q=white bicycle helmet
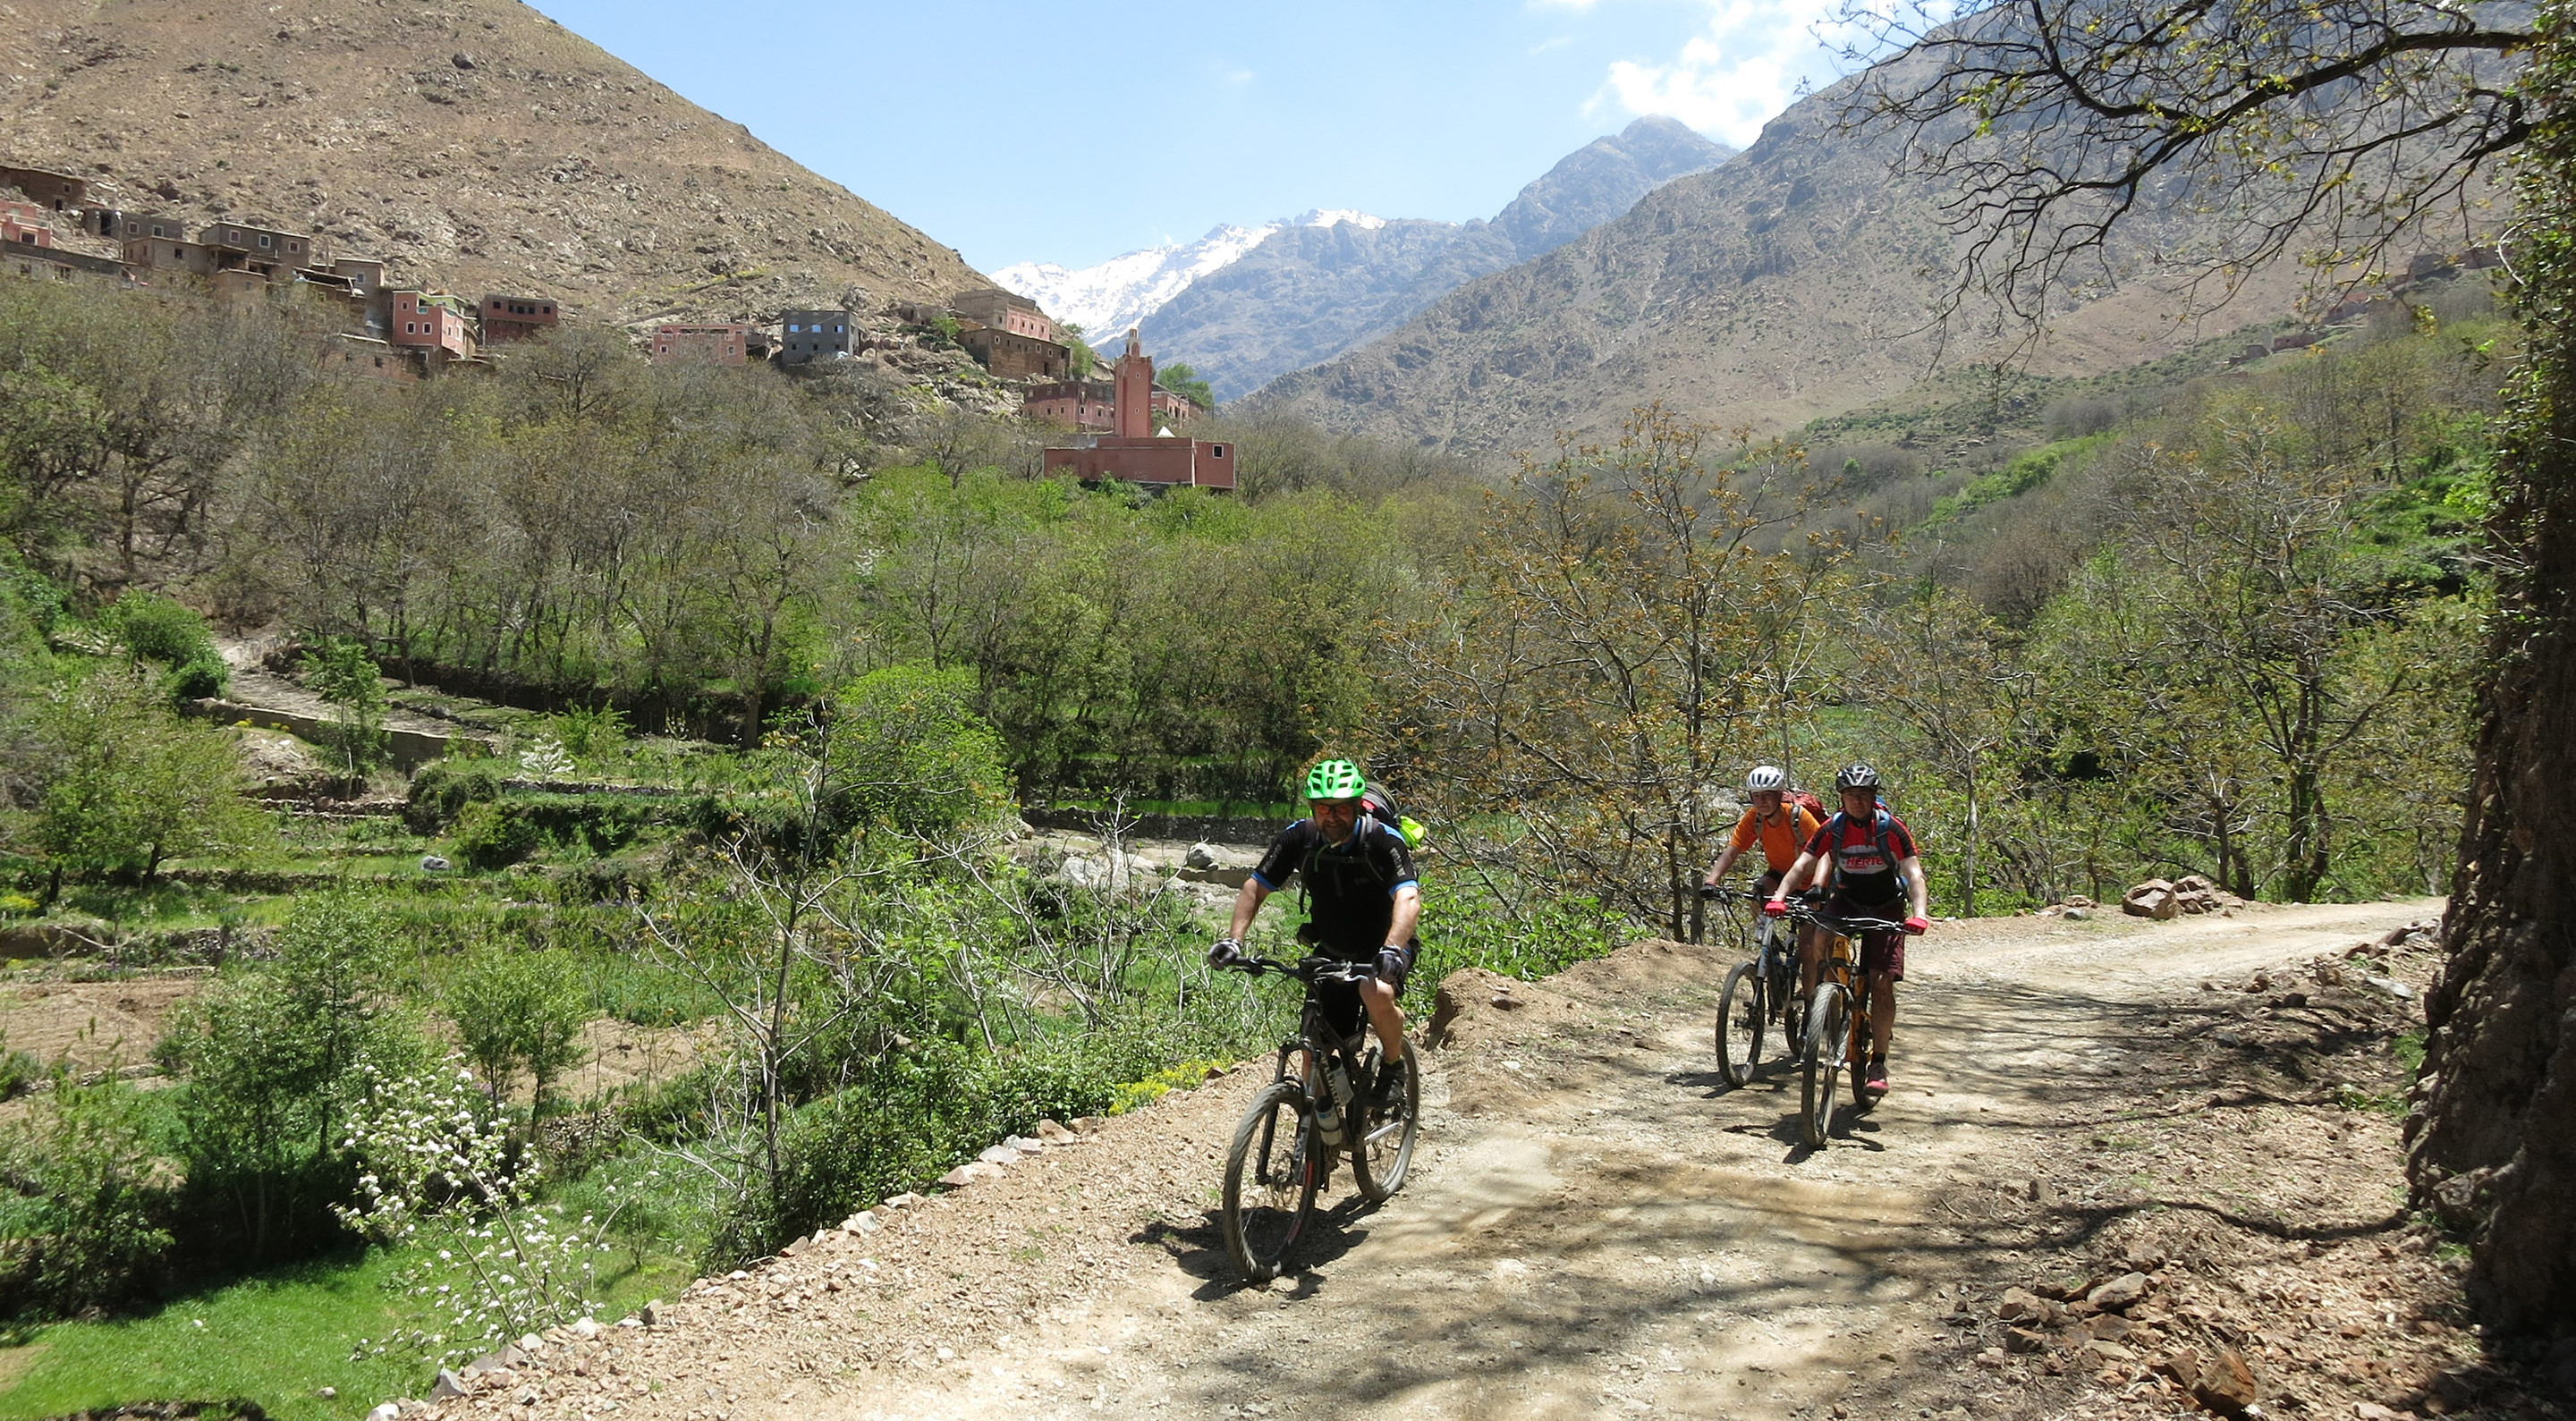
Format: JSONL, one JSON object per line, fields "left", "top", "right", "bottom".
{"left": 1744, "top": 765, "right": 1789, "bottom": 793}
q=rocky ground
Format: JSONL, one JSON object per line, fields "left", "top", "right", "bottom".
{"left": 402, "top": 897, "right": 2571, "bottom": 1421}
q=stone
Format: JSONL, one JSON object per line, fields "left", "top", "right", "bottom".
{"left": 938, "top": 1164, "right": 981, "bottom": 1188}
{"left": 420, "top": 854, "right": 452, "bottom": 872}
{"left": 2362, "top": 976, "right": 2416, "bottom": 1001}
{"left": 369, "top": 1408, "right": 401, "bottom": 1421}
{"left": 2123, "top": 880, "right": 2181, "bottom": 919}
{"left": 2088, "top": 1314, "right": 2133, "bottom": 1340}
{"left": 978, "top": 1145, "right": 1019, "bottom": 1166}
{"left": 2085, "top": 1339, "right": 2138, "bottom": 1363}
{"left": 2063, "top": 907, "right": 2091, "bottom": 920}
{"left": 2193, "top": 1348, "right": 2260, "bottom": 1417}
{"left": 640, "top": 1299, "right": 660, "bottom": 1326}
{"left": 1268, "top": 1273, "right": 1298, "bottom": 1292}
{"left": 462, "top": 1344, "right": 524, "bottom": 1378}
{"left": 317, "top": 1388, "right": 336, "bottom": 1400}
{"left": 2087, "top": 1271, "right": 2153, "bottom": 1312}
{"left": 1037, "top": 1119, "right": 1079, "bottom": 1143}
{"left": 2004, "top": 1327, "right": 2050, "bottom": 1354}
{"left": 883, "top": 1191, "right": 921, "bottom": 1210}
{"left": 430, "top": 1370, "right": 470, "bottom": 1400}
{"left": 1995, "top": 1289, "right": 2054, "bottom": 1323}
{"left": 1186, "top": 842, "right": 1220, "bottom": 870}
{"left": 570, "top": 1316, "right": 603, "bottom": 1338}
{"left": 2157, "top": 1349, "right": 2204, "bottom": 1391}
{"left": 854, "top": 1211, "right": 882, "bottom": 1234}
{"left": 2354, "top": 1405, "right": 2401, "bottom": 1420}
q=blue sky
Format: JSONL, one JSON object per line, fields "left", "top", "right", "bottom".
{"left": 521, "top": 1, "right": 1849, "bottom": 273}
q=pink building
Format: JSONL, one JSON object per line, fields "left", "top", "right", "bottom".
{"left": 2, "top": 199, "right": 55, "bottom": 249}
{"left": 389, "top": 291, "right": 474, "bottom": 359}
{"left": 482, "top": 293, "right": 560, "bottom": 344}
{"left": 951, "top": 287, "right": 1057, "bottom": 343}
{"left": 1039, "top": 330, "right": 1237, "bottom": 491}
{"left": 651, "top": 323, "right": 751, "bottom": 365}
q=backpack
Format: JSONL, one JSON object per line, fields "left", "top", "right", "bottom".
{"left": 1788, "top": 788, "right": 1828, "bottom": 825}
{"left": 1359, "top": 783, "right": 1428, "bottom": 850}
{"left": 1824, "top": 806, "right": 1901, "bottom": 890}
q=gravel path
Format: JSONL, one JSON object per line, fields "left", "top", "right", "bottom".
{"left": 423, "top": 898, "right": 2468, "bottom": 1421}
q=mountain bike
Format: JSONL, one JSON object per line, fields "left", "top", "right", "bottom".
{"left": 1212, "top": 954, "right": 1420, "bottom": 1282}
{"left": 1784, "top": 901, "right": 1911, "bottom": 1147}
{"left": 1707, "top": 885, "right": 1802, "bottom": 1087}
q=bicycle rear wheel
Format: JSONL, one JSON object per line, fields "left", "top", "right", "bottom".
{"left": 1715, "top": 960, "right": 1764, "bottom": 1087}
{"left": 1800, "top": 984, "right": 1847, "bottom": 1148}
{"left": 1849, "top": 990, "right": 1878, "bottom": 1112}
{"left": 1352, "top": 1046, "right": 1419, "bottom": 1201}
{"left": 1223, "top": 1081, "right": 1321, "bottom": 1282}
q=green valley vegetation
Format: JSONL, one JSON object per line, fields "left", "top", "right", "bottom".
{"left": 0, "top": 265, "right": 2504, "bottom": 1411}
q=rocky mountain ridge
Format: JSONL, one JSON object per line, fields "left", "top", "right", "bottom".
{"left": 0, "top": 0, "right": 987, "bottom": 329}
{"left": 995, "top": 209, "right": 1385, "bottom": 347}
{"left": 1247, "top": 56, "right": 2343, "bottom": 453}
{"left": 1148, "top": 115, "right": 1734, "bottom": 401}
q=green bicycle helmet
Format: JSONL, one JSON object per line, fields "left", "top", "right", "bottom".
{"left": 1305, "top": 757, "right": 1367, "bottom": 801}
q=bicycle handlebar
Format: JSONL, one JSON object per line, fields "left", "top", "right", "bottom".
{"left": 1782, "top": 902, "right": 1912, "bottom": 935}
{"left": 1224, "top": 954, "right": 1378, "bottom": 985}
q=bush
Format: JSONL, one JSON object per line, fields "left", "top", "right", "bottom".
{"left": 451, "top": 796, "right": 653, "bottom": 870}
{"left": 0, "top": 1073, "right": 179, "bottom": 1319}
{"left": 763, "top": 1030, "right": 1143, "bottom": 1252}
{"left": 406, "top": 756, "right": 507, "bottom": 833}
{"left": 105, "top": 591, "right": 217, "bottom": 668}
{"left": 164, "top": 649, "right": 228, "bottom": 700}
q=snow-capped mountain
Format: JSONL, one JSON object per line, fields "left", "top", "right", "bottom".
{"left": 995, "top": 209, "right": 1385, "bottom": 343}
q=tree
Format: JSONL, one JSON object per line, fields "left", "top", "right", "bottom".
{"left": 301, "top": 636, "right": 386, "bottom": 788}
{"left": 1157, "top": 362, "right": 1214, "bottom": 413}
{"left": 16, "top": 670, "right": 258, "bottom": 896}
{"left": 445, "top": 944, "right": 589, "bottom": 1115}
{"left": 1844, "top": 0, "right": 2570, "bottom": 1332}
{"left": 1843, "top": 0, "right": 2530, "bottom": 343}
{"left": 1857, "top": 587, "right": 2032, "bottom": 914}
{"left": 1394, "top": 405, "right": 1844, "bottom": 942}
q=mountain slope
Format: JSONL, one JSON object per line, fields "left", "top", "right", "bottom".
{"left": 994, "top": 210, "right": 1384, "bottom": 346}
{"left": 1147, "top": 116, "right": 1736, "bottom": 400}
{"left": 1248, "top": 63, "right": 2331, "bottom": 453}
{"left": 0, "top": 0, "right": 984, "bottom": 325}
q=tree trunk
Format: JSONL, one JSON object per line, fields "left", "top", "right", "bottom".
{"left": 2407, "top": 25, "right": 2576, "bottom": 1340}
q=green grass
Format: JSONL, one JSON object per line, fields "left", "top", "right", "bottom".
{"left": 0, "top": 1243, "right": 690, "bottom": 1421}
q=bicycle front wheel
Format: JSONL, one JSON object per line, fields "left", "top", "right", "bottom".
{"left": 1223, "top": 1081, "right": 1321, "bottom": 1282}
{"left": 1352, "top": 1047, "right": 1420, "bottom": 1202}
{"left": 1801, "top": 984, "right": 1847, "bottom": 1149}
{"left": 1716, "top": 960, "right": 1764, "bottom": 1087}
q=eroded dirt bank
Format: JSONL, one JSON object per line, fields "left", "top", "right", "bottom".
{"left": 423, "top": 899, "right": 2570, "bottom": 1421}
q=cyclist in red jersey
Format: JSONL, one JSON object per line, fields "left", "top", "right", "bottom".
{"left": 1765, "top": 763, "right": 1929, "bottom": 1096}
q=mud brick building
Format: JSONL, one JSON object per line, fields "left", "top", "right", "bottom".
{"left": 779, "top": 309, "right": 859, "bottom": 364}
{"left": 0, "top": 164, "right": 87, "bottom": 211}
{"left": 1040, "top": 331, "right": 1236, "bottom": 490}
{"left": 1025, "top": 377, "right": 1198, "bottom": 432}
{"left": 951, "top": 286, "right": 1057, "bottom": 343}
{"left": 959, "top": 325, "right": 1070, "bottom": 380}
{"left": 391, "top": 291, "right": 476, "bottom": 361}
{"left": 481, "top": 294, "right": 560, "bottom": 344}
{"left": 651, "top": 323, "right": 754, "bottom": 365}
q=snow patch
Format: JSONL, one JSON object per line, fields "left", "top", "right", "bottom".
{"left": 996, "top": 208, "right": 1387, "bottom": 344}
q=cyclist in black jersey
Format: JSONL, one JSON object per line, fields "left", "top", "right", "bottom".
{"left": 1207, "top": 758, "right": 1419, "bottom": 1106}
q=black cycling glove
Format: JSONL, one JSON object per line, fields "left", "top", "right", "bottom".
{"left": 1206, "top": 938, "right": 1247, "bottom": 968}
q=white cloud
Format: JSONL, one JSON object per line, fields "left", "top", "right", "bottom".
{"left": 1593, "top": 0, "right": 1848, "bottom": 148}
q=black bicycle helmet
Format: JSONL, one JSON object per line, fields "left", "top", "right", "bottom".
{"left": 1835, "top": 762, "right": 1881, "bottom": 792}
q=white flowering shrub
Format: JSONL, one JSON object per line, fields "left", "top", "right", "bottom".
{"left": 518, "top": 735, "right": 577, "bottom": 780}
{"left": 335, "top": 1054, "right": 637, "bottom": 1366}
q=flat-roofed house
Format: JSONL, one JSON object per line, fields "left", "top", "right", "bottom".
{"left": 480, "top": 294, "right": 560, "bottom": 344}
{"left": 779, "top": 309, "right": 859, "bottom": 364}
{"left": 0, "top": 165, "right": 87, "bottom": 211}
{"left": 651, "top": 323, "right": 752, "bottom": 365}
{"left": 389, "top": 290, "right": 475, "bottom": 360}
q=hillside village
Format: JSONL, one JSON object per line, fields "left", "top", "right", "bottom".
{"left": 5, "top": 157, "right": 1230, "bottom": 485}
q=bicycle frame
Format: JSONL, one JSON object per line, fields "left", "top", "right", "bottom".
{"left": 1788, "top": 904, "right": 1910, "bottom": 1068}
{"left": 1243, "top": 957, "right": 1382, "bottom": 1167}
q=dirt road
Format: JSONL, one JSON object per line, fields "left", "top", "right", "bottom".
{"left": 431, "top": 899, "right": 2493, "bottom": 1421}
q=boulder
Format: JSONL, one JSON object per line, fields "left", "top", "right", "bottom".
{"left": 2123, "top": 881, "right": 2181, "bottom": 919}
{"left": 2192, "top": 1348, "right": 2259, "bottom": 1417}
{"left": 1037, "top": 1118, "right": 1079, "bottom": 1143}
{"left": 1185, "top": 842, "right": 1220, "bottom": 870}
{"left": 430, "top": 1370, "right": 470, "bottom": 1400}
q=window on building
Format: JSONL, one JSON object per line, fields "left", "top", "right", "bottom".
{"left": 1212, "top": 446, "right": 1226, "bottom": 458}
{"left": 258, "top": 234, "right": 274, "bottom": 248}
